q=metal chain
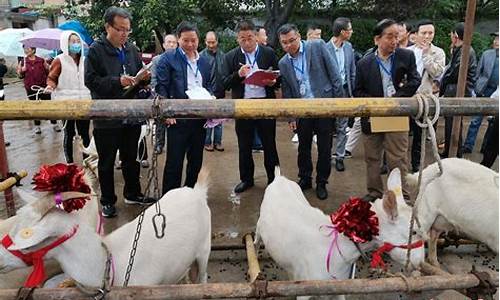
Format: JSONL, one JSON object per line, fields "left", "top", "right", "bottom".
{"left": 123, "top": 96, "right": 166, "bottom": 286}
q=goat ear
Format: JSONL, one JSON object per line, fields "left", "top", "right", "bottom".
{"left": 382, "top": 190, "right": 398, "bottom": 221}
{"left": 8, "top": 224, "right": 53, "bottom": 251}
{"left": 387, "top": 168, "right": 405, "bottom": 203}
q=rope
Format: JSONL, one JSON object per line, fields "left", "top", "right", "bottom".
{"left": 404, "top": 92, "right": 443, "bottom": 272}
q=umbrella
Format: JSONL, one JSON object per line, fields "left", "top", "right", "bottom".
{"left": 0, "top": 28, "right": 33, "bottom": 57}
{"left": 58, "top": 20, "right": 94, "bottom": 46}
{"left": 20, "top": 28, "right": 63, "bottom": 50}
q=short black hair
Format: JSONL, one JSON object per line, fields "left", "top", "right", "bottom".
{"left": 453, "top": 22, "right": 465, "bottom": 40}
{"left": 277, "top": 23, "right": 298, "bottom": 36}
{"left": 235, "top": 20, "right": 256, "bottom": 33}
{"left": 332, "top": 17, "right": 351, "bottom": 37}
{"left": 176, "top": 21, "right": 199, "bottom": 38}
{"left": 307, "top": 23, "right": 321, "bottom": 31}
{"left": 104, "top": 6, "right": 132, "bottom": 25}
{"left": 415, "top": 19, "right": 434, "bottom": 33}
{"left": 373, "top": 19, "right": 397, "bottom": 37}
{"left": 398, "top": 21, "right": 412, "bottom": 33}
{"left": 256, "top": 25, "right": 266, "bottom": 32}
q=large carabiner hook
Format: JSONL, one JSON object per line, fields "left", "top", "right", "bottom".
{"left": 152, "top": 213, "right": 166, "bottom": 239}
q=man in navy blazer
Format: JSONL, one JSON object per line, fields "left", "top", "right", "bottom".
{"left": 156, "top": 21, "right": 212, "bottom": 194}
{"left": 325, "top": 17, "right": 356, "bottom": 172}
{"left": 354, "top": 19, "right": 421, "bottom": 202}
{"left": 278, "top": 23, "right": 342, "bottom": 200}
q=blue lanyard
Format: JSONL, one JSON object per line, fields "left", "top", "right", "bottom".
{"left": 289, "top": 42, "right": 306, "bottom": 76}
{"left": 375, "top": 54, "right": 394, "bottom": 78}
{"left": 244, "top": 46, "right": 260, "bottom": 68}
{"left": 180, "top": 51, "right": 199, "bottom": 79}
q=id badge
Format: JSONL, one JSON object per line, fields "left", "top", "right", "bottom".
{"left": 387, "top": 82, "right": 396, "bottom": 97}
{"left": 299, "top": 82, "right": 306, "bottom": 96}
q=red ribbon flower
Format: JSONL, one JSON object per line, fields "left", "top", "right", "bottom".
{"left": 32, "top": 163, "right": 90, "bottom": 213}
{"left": 329, "top": 197, "right": 379, "bottom": 243}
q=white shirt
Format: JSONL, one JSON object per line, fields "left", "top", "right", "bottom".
{"left": 180, "top": 48, "right": 203, "bottom": 91}
{"left": 408, "top": 45, "right": 424, "bottom": 76}
{"left": 242, "top": 45, "right": 266, "bottom": 99}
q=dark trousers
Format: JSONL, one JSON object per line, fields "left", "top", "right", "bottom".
{"left": 93, "top": 126, "right": 142, "bottom": 205}
{"left": 442, "top": 116, "right": 463, "bottom": 158}
{"left": 235, "top": 119, "right": 280, "bottom": 183}
{"left": 481, "top": 116, "right": 498, "bottom": 168}
{"left": 26, "top": 88, "right": 56, "bottom": 126}
{"left": 63, "top": 120, "right": 90, "bottom": 163}
{"left": 297, "top": 118, "right": 334, "bottom": 184}
{"left": 162, "top": 120, "right": 206, "bottom": 194}
{"left": 410, "top": 119, "right": 422, "bottom": 170}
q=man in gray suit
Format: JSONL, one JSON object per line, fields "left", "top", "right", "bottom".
{"left": 325, "top": 17, "right": 356, "bottom": 172}
{"left": 278, "top": 23, "right": 343, "bottom": 200}
{"left": 463, "top": 32, "right": 499, "bottom": 153}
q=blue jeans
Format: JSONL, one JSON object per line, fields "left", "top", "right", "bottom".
{"left": 205, "top": 124, "right": 223, "bottom": 145}
{"left": 464, "top": 115, "right": 483, "bottom": 151}
{"left": 252, "top": 128, "right": 262, "bottom": 148}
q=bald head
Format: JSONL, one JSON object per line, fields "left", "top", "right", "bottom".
{"left": 205, "top": 31, "right": 218, "bottom": 52}
{"left": 163, "top": 34, "right": 177, "bottom": 50}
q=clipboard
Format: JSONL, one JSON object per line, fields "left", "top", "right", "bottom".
{"left": 370, "top": 117, "right": 409, "bottom": 133}
{"left": 243, "top": 70, "right": 279, "bottom": 86}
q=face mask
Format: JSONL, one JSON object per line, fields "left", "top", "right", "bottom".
{"left": 69, "top": 43, "right": 82, "bottom": 54}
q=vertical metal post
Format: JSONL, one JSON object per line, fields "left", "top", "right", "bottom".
{"left": 449, "top": 0, "right": 477, "bottom": 156}
{"left": 0, "top": 121, "right": 15, "bottom": 217}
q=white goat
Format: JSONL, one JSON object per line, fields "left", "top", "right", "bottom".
{"left": 1, "top": 169, "right": 211, "bottom": 287}
{"left": 0, "top": 162, "right": 100, "bottom": 287}
{"left": 256, "top": 167, "right": 424, "bottom": 300}
{"left": 408, "top": 158, "right": 499, "bottom": 266}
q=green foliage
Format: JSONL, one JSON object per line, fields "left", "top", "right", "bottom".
{"left": 349, "top": 19, "right": 377, "bottom": 53}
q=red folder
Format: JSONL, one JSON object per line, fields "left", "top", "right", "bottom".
{"left": 243, "top": 70, "right": 280, "bottom": 86}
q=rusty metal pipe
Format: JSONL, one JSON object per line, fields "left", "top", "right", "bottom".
{"left": 0, "top": 98, "right": 497, "bottom": 120}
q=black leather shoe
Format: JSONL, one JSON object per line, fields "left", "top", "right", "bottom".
{"left": 361, "top": 194, "right": 378, "bottom": 202}
{"left": 124, "top": 194, "right": 156, "bottom": 205}
{"left": 297, "top": 178, "right": 312, "bottom": 190}
{"left": 316, "top": 184, "right": 328, "bottom": 200}
{"left": 335, "top": 159, "right": 345, "bottom": 172}
{"left": 234, "top": 181, "right": 254, "bottom": 193}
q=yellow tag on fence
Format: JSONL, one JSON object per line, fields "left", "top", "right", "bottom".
{"left": 370, "top": 117, "right": 409, "bottom": 133}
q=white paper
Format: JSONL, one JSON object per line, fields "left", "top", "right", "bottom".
{"left": 185, "top": 87, "right": 214, "bottom": 100}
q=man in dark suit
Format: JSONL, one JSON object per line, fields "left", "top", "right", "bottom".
{"left": 156, "top": 21, "right": 212, "bottom": 194}
{"left": 278, "top": 23, "right": 343, "bottom": 200}
{"left": 221, "top": 20, "right": 280, "bottom": 193}
{"left": 354, "top": 19, "right": 421, "bottom": 202}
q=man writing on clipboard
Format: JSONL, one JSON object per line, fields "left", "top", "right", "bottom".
{"left": 221, "top": 20, "right": 280, "bottom": 194}
{"left": 85, "top": 6, "right": 155, "bottom": 218}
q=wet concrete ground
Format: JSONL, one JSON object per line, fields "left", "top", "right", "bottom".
{"left": 1, "top": 81, "right": 498, "bottom": 299}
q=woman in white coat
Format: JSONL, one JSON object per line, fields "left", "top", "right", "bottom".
{"left": 46, "top": 31, "right": 91, "bottom": 163}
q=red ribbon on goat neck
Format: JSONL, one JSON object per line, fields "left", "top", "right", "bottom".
{"left": 1, "top": 226, "right": 79, "bottom": 287}
{"left": 370, "top": 240, "right": 424, "bottom": 270}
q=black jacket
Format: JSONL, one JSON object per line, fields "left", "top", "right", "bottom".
{"left": 84, "top": 33, "right": 144, "bottom": 128}
{"left": 440, "top": 45, "right": 477, "bottom": 97}
{"left": 354, "top": 48, "right": 421, "bottom": 133}
{"left": 200, "top": 48, "right": 225, "bottom": 99}
{"left": 0, "top": 63, "right": 7, "bottom": 90}
{"left": 221, "top": 45, "right": 278, "bottom": 99}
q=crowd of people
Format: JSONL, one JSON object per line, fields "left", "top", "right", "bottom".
{"left": 5, "top": 5, "right": 498, "bottom": 218}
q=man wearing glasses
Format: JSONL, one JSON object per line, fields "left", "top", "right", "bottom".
{"left": 85, "top": 6, "right": 154, "bottom": 218}
{"left": 278, "top": 23, "right": 343, "bottom": 200}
